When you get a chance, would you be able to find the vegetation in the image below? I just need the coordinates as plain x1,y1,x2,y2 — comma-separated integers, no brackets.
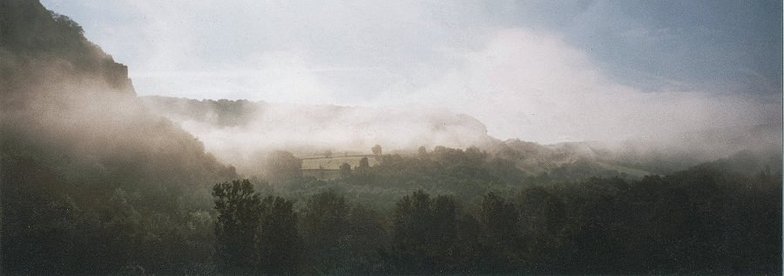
5,138,780,274
1,1,780,274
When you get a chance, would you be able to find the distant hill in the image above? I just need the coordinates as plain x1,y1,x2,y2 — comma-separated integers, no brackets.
301,155,379,171
603,123,782,174
486,123,781,179
140,95,781,179
3,1,780,274
140,95,497,174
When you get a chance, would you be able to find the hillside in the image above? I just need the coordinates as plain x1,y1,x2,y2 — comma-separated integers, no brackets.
140,95,781,180
140,95,497,174
1,1,236,273
2,1,780,274
486,122,782,178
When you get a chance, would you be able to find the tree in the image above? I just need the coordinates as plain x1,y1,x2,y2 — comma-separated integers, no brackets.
265,151,302,185
417,146,428,158
356,157,371,177
518,188,565,237
391,190,459,273
480,193,518,243
430,195,459,268
372,144,382,156
257,196,300,274
516,187,566,269
301,191,350,273
339,163,352,178
343,204,388,273
479,193,523,271
359,157,370,169
212,180,262,271
324,150,333,158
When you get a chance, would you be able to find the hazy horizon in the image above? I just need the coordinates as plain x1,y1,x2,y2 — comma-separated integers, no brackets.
2,1,781,274
39,0,782,143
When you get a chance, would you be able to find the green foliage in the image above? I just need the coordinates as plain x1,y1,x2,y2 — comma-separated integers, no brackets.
357,157,370,173
265,151,302,185
5,143,781,274
339,162,352,179
301,190,349,272
211,180,301,274
212,179,261,271
390,191,460,273
478,193,524,271
257,195,301,274
16,1,778,274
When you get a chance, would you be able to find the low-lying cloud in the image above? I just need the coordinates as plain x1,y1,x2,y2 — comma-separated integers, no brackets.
140,26,779,175
408,28,780,142
142,97,494,174
45,0,781,146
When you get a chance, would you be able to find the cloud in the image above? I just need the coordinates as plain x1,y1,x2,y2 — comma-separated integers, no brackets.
408,29,779,142
41,0,781,145
148,100,491,175
131,51,341,103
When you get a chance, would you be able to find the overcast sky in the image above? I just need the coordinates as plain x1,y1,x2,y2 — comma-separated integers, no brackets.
41,0,782,143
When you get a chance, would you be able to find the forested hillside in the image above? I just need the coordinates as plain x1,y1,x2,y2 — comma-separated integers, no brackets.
1,1,236,273
142,96,781,180
210,150,781,274
140,95,496,175
1,1,780,274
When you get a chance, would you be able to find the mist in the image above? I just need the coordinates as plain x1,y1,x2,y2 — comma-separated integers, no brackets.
411,28,781,143
4,1,782,274
136,28,781,176
141,96,496,174
42,0,782,144
1,0,235,208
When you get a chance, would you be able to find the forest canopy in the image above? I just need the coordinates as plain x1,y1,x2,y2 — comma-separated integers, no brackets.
1,1,781,274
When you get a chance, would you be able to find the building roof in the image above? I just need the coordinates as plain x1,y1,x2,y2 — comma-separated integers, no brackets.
301,155,378,170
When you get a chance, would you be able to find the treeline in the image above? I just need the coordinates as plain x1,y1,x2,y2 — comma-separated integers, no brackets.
3,2,779,274
1,139,232,274
1,2,237,274
3,143,780,274
276,145,656,212
211,158,780,274
274,146,527,210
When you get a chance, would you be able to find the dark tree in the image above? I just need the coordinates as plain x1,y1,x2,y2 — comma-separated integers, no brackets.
212,180,262,271
356,157,371,176
516,187,566,270
265,151,302,185
391,190,459,273
480,193,519,245
257,196,301,274
339,162,352,178
518,187,565,237
301,190,350,273
429,195,459,268
372,144,382,156
359,157,370,169
417,146,428,158
479,193,523,271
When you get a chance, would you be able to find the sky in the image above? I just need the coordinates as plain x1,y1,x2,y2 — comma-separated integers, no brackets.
40,0,782,143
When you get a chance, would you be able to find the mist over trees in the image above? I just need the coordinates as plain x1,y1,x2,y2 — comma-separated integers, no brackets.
207,150,780,274
2,1,235,274
1,1,781,275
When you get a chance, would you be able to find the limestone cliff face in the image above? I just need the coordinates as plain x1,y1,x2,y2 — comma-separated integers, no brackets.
1,0,237,200
1,0,134,96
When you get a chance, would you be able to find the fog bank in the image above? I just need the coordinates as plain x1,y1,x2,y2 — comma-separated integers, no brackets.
141,96,495,174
